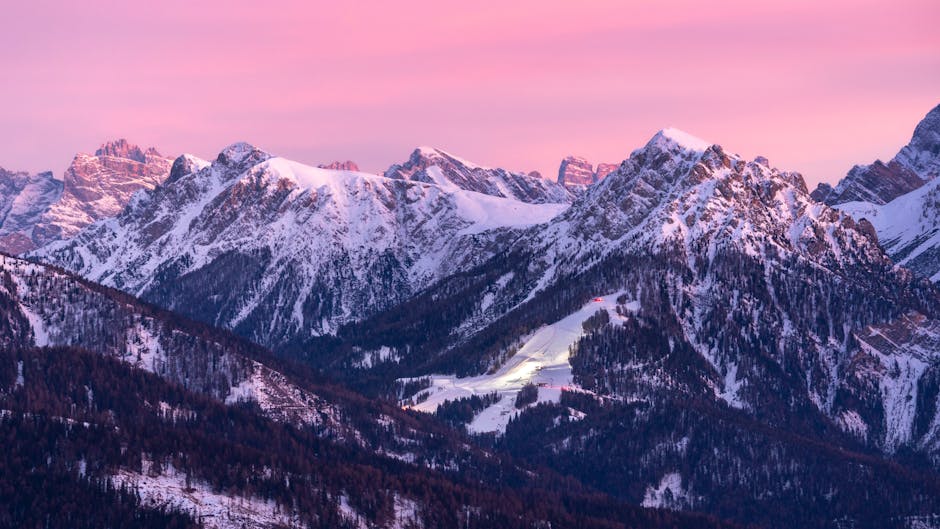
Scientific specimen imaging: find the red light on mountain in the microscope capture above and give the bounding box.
[593,297,603,302]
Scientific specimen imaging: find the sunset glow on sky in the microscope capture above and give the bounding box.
[2,0,938,187]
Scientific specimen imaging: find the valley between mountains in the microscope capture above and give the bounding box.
[3,104,940,529]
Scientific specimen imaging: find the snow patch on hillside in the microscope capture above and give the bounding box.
[856,327,931,452]
[111,460,299,529]
[15,361,24,388]
[407,294,636,433]
[338,493,422,529]
[225,360,339,427]
[124,321,163,373]
[642,472,692,510]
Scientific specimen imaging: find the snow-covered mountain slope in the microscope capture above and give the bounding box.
[0,140,173,254]
[335,128,940,527]
[346,127,940,458]
[812,103,940,205]
[32,143,567,349]
[839,177,940,281]
[408,293,637,433]
[0,254,341,427]
[0,168,63,253]
[385,146,574,203]
[826,104,940,283]
[0,252,565,473]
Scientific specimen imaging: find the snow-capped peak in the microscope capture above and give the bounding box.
[31,144,568,345]
[812,102,940,205]
[94,138,161,163]
[216,142,271,167]
[413,146,485,170]
[650,128,713,153]
[385,147,574,204]
[249,156,379,191]
[895,103,940,179]
[167,154,211,184]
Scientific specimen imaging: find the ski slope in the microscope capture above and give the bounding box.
[408,293,637,433]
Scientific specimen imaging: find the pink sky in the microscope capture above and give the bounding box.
[2,0,938,188]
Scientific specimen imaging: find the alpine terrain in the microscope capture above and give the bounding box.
[0,139,173,254]
[15,107,940,529]
[826,105,940,281]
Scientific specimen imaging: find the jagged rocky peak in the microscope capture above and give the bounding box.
[561,129,823,251]
[895,103,940,178]
[0,168,63,254]
[318,160,360,171]
[385,146,478,181]
[813,103,940,205]
[29,139,175,246]
[594,163,619,180]
[0,139,176,254]
[647,127,713,152]
[557,156,594,185]
[623,129,807,193]
[557,154,625,187]
[167,153,211,184]
[215,141,272,168]
[812,160,921,205]
[94,138,162,163]
[385,146,573,203]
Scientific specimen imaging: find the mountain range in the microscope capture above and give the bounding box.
[0,139,173,254]
[6,104,940,528]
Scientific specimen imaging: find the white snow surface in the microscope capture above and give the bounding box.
[407,294,635,433]
[338,493,422,529]
[839,177,940,280]
[657,128,713,152]
[642,472,692,509]
[33,147,566,342]
[111,460,300,529]
[14,361,24,388]
[853,315,938,452]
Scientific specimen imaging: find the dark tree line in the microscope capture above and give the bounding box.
[0,345,745,529]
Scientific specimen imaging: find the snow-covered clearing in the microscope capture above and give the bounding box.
[407,293,636,433]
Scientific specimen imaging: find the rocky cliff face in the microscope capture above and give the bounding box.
[0,140,173,254]
[593,162,619,180]
[32,140,173,246]
[318,160,359,171]
[823,104,940,283]
[557,156,596,186]
[557,155,618,187]
[0,168,63,254]
[813,104,940,205]
[811,159,923,205]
